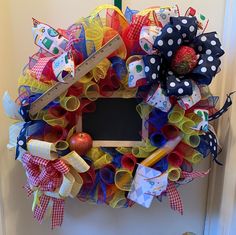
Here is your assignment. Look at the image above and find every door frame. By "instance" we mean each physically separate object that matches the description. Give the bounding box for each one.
[204,0,236,234]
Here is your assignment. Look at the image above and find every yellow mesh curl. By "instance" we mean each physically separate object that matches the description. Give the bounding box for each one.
[168,165,181,181]
[109,190,127,208]
[182,134,200,148]
[60,95,80,112]
[18,73,53,93]
[168,104,185,123]
[114,169,133,191]
[92,58,111,82]
[93,153,112,169]
[83,81,100,101]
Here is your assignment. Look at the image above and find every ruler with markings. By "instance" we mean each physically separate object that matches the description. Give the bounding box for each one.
[29,34,124,116]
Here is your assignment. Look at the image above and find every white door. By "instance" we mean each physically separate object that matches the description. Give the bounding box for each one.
[0,0,227,235]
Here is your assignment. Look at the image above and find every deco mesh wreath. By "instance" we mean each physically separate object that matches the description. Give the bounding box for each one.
[3,4,234,228]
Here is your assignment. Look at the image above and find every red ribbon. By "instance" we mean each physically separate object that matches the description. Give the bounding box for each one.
[33,194,65,229]
[166,181,184,215]
[22,153,69,191]
[166,169,209,215]
[22,153,69,228]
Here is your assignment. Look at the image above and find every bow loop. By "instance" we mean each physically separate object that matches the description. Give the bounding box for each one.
[191,54,221,85]
[142,54,162,83]
[154,24,182,61]
[22,153,63,192]
[193,32,225,57]
[53,159,70,174]
[166,75,193,97]
[170,16,198,42]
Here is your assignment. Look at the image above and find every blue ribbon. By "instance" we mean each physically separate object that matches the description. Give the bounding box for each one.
[152,157,168,172]
[109,57,128,79]
[150,131,167,148]
[124,6,139,23]
[209,92,234,121]
[148,108,168,131]
[140,16,224,97]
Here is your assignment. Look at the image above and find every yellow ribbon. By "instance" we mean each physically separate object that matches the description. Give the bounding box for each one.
[136,102,153,119]
[92,58,111,82]
[167,165,181,181]
[79,71,94,84]
[132,140,157,158]
[184,150,203,164]
[32,189,41,211]
[109,190,127,208]
[93,153,112,169]
[174,116,195,135]
[115,169,133,191]
[43,113,68,127]
[60,95,80,112]
[116,147,132,154]
[168,104,185,123]
[83,81,100,101]
[66,125,76,142]
[182,134,200,148]
[89,4,127,23]
[18,73,53,93]
[87,147,105,162]
[55,140,69,152]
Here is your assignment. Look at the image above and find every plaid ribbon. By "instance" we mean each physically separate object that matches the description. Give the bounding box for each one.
[166,181,183,215]
[22,153,69,228]
[166,170,209,215]
[33,194,65,229]
[127,14,149,40]
[31,56,52,80]
[22,153,69,192]
[182,169,209,180]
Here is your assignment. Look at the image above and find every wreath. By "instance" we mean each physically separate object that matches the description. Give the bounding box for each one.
[3,4,233,228]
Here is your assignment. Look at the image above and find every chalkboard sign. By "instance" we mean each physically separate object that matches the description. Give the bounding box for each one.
[78,98,146,147]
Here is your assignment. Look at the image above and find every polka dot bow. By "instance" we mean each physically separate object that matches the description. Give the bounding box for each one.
[142,16,224,97]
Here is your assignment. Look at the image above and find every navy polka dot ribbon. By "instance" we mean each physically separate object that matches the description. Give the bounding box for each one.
[16,121,32,159]
[191,54,221,85]
[166,75,193,96]
[200,130,222,165]
[152,16,224,86]
[209,92,235,121]
[142,54,162,84]
[16,98,45,159]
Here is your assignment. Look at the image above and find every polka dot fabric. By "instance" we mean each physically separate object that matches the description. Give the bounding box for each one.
[170,17,198,42]
[202,130,219,162]
[208,92,234,121]
[193,32,225,57]
[191,54,221,85]
[166,75,193,96]
[154,24,182,62]
[143,55,162,83]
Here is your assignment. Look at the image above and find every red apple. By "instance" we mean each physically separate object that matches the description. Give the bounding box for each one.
[69,132,93,156]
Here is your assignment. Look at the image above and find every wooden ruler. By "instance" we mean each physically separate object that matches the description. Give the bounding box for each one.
[29,34,124,116]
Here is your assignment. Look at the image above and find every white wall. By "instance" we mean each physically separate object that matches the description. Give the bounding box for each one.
[0,1,227,235]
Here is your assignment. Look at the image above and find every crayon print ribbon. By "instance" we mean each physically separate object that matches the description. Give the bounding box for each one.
[31,18,77,82]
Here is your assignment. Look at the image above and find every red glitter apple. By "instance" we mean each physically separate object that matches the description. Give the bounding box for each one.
[69,132,93,156]
[171,45,198,75]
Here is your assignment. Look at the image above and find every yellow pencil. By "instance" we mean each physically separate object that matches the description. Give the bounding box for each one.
[141,136,182,167]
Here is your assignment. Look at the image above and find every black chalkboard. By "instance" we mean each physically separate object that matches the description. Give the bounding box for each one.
[82,98,142,141]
